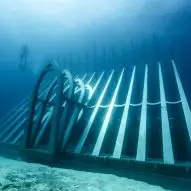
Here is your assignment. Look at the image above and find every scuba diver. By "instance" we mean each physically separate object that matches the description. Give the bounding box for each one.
[19,44,29,71]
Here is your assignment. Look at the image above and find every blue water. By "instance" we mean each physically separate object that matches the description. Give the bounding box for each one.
[0,0,191,119]
[1,2,191,190]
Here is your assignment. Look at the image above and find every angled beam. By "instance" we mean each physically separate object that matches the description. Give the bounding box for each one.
[172,60,191,143]
[0,98,27,126]
[81,73,87,82]
[113,66,136,158]
[136,65,148,161]
[33,109,53,147]
[1,78,56,142]
[0,104,27,130]
[159,63,174,164]
[0,72,83,131]
[11,109,52,145]
[1,73,83,144]
[92,69,124,156]
[0,82,50,140]
[92,72,105,94]
[87,73,96,85]
[3,112,39,143]
[75,71,114,153]
[53,74,87,106]
[37,75,86,148]
[11,74,85,144]
[62,74,95,148]
[77,72,105,121]
[0,81,49,129]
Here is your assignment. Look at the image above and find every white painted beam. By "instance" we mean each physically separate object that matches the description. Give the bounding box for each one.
[136,65,148,161]
[172,60,191,143]
[62,73,96,148]
[92,69,124,156]
[77,72,104,121]
[75,71,114,153]
[113,66,136,158]
[158,63,174,164]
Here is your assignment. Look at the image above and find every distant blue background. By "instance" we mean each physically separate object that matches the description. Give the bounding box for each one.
[0,0,191,118]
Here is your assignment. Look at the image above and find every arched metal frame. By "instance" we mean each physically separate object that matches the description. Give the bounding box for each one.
[23,62,64,154]
[50,69,75,154]
[1,60,191,179]
[62,78,86,149]
[23,62,89,156]
[30,78,57,147]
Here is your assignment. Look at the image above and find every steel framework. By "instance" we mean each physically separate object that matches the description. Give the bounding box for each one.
[0,60,191,178]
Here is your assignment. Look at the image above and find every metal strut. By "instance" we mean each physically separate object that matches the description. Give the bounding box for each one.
[23,62,89,156]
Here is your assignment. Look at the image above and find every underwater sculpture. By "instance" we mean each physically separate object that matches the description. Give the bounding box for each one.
[0,60,191,179]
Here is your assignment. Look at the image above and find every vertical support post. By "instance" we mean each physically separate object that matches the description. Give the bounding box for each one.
[92,69,124,156]
[172,60,191,142]
[113,66,136,158]
[75,71,114,153]
[159,63,174,164]
[136,65,148,161]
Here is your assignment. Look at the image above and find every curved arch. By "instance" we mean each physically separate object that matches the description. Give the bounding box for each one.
[74,78,86,104]
[49,69,74,154]
[62,78,87,149]
[85,84,93,101]
[24,61,63,149]
[62,69,74,99]
[30,79,57,147]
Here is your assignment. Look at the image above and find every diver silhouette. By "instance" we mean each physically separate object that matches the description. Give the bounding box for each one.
[19,45,29,71]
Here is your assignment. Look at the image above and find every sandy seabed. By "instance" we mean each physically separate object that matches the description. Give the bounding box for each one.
[0,156,170,191]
